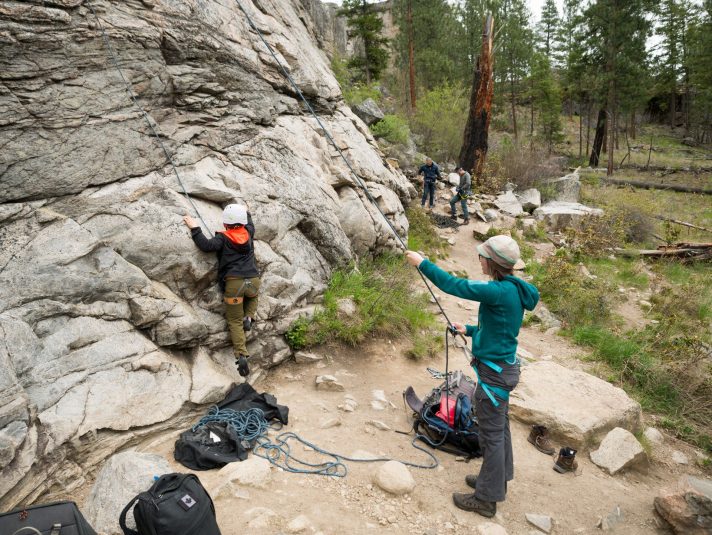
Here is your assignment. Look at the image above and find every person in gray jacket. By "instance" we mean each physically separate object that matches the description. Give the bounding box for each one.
[449,166,471,224]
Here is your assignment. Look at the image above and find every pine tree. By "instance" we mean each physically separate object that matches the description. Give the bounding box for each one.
[530,52,564,154]
[582,0,652,174]
[538,0,559,59]
[338,0,390,85]
[686,0,712,141]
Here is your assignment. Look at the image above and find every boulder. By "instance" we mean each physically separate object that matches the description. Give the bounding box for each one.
[483,208,500,222]
[598,504,624,531]
[643,427,664,445]
[476,522,508,535]
[216,456,272,488]
[510,361,641,448]
[353,98,384,126]
[85,451,172,535]
[654,476,712,534]
[516,188,542,213]
[0,0,416,506]
[589,427,648,475]
[336,298,357,318]
[472,221,492,241]
[546,169,581,202]
[672,451,689,465]
[372,461,415,495]
[525,513,552,533]
[294,351,323,364]
[315,375,345,391]
[533,202,604,231]
[532,304,562,331]
[494,191,525,216]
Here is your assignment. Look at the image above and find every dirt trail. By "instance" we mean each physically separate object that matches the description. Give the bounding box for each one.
[115,211,705,534]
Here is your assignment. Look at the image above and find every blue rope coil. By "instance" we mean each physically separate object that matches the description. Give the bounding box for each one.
[191,407,438,477]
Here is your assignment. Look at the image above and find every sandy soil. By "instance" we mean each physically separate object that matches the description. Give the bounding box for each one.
[105,209,712,535]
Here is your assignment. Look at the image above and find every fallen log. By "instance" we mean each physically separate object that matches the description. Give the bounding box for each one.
[614,242,712,261]
[654,216,712,234]
[600,177,712,195]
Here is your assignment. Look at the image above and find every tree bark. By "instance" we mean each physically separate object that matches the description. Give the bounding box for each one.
[459,14,495,183]
[586,101,592,157]
[510,76,518,140]
[630,109,636,139]
[578,100,583,160]
[407,0,416,111]
[589,108,606,167]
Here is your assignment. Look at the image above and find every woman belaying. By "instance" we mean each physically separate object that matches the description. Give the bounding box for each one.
[184,204,261,377]
[405,235,539,518]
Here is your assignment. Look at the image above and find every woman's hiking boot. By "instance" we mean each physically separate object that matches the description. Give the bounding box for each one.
[243,316,253,331]
[528,425,555,455]
[236,355,250,377]
[452,492,496,518]
[465,475,477,489]
[553,447,578,473]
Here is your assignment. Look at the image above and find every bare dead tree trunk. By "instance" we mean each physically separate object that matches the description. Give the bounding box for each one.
[630,109,636,139]
[407,0,416,111]
[589,108,606,167]
[586,101,592,157]
[459,14,495,183]
[510,76,518,141]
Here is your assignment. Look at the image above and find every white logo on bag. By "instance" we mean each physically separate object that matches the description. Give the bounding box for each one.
[181,494,196,508]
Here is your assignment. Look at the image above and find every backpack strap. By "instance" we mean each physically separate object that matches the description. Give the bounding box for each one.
[119,495,141,535]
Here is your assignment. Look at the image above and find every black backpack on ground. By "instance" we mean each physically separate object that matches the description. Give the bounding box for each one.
[0,500,97,535]
[174,421,248,471]
[119,473,221,535]
[404,370,482,458]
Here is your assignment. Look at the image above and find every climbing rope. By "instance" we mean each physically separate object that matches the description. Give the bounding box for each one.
[87,2,212,236]
[192,406,439,477]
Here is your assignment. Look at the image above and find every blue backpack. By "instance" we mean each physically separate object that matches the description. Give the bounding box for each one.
[404,371,481,458]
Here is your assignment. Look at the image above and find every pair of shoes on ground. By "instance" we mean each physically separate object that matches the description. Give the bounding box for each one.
[528,425,578,473]
[450,214,470,224]
[452,476,497,518]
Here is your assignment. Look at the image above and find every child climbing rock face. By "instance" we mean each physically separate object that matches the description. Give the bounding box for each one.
[405,235,539,519]
[184,204,261,377]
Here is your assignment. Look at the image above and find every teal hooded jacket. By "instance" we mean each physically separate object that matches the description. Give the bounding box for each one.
[419,259,540,361]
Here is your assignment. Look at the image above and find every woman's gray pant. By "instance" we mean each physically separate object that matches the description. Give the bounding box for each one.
[473,384,514,503]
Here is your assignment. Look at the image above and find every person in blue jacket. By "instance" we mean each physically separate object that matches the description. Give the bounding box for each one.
[418,157,441,209]
[405,235,539,518]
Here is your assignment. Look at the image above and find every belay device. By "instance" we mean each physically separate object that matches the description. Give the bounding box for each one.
[404,370,481,458]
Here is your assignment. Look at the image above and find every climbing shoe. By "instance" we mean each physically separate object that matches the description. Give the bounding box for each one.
[528,425,555,455]
[243,316,253,332]
[236,355,250,377]
[452,493,496,518]
[553,447,578,474]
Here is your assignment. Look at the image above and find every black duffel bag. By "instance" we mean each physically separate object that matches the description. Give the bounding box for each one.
[0,500,97,535]
[119,473,220,535]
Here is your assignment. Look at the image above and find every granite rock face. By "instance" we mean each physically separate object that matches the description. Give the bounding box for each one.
[0,0,415,508]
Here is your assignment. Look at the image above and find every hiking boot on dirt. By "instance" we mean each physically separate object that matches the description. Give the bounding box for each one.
[452,492,496,518]
[553,447,578,473]
[450,214,457,220]
[528,425,555,455]
[461,218,470,225]
[465,475,478,489]
[243,316,253,332]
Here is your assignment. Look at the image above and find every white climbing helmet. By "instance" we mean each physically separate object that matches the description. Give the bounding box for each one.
[222,204,248,225]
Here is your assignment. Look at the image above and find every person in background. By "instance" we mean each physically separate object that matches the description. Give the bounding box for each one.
[449,166,471,225]
[405,235,539,518]
[184,204,260,377]
[418,157,441,210]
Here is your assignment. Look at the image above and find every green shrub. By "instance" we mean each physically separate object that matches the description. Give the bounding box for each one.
[406,206,449,259]
[410,83,468,163]
[284,254,440,358]
[371,114,410,145]
[528,255,614,327]
[331,56,381,106]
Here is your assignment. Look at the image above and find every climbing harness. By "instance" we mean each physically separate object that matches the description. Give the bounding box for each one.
[191,405,438,477]
[86,3,212,237]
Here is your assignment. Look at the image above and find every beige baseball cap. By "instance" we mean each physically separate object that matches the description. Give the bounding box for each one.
[477,235,526,270]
